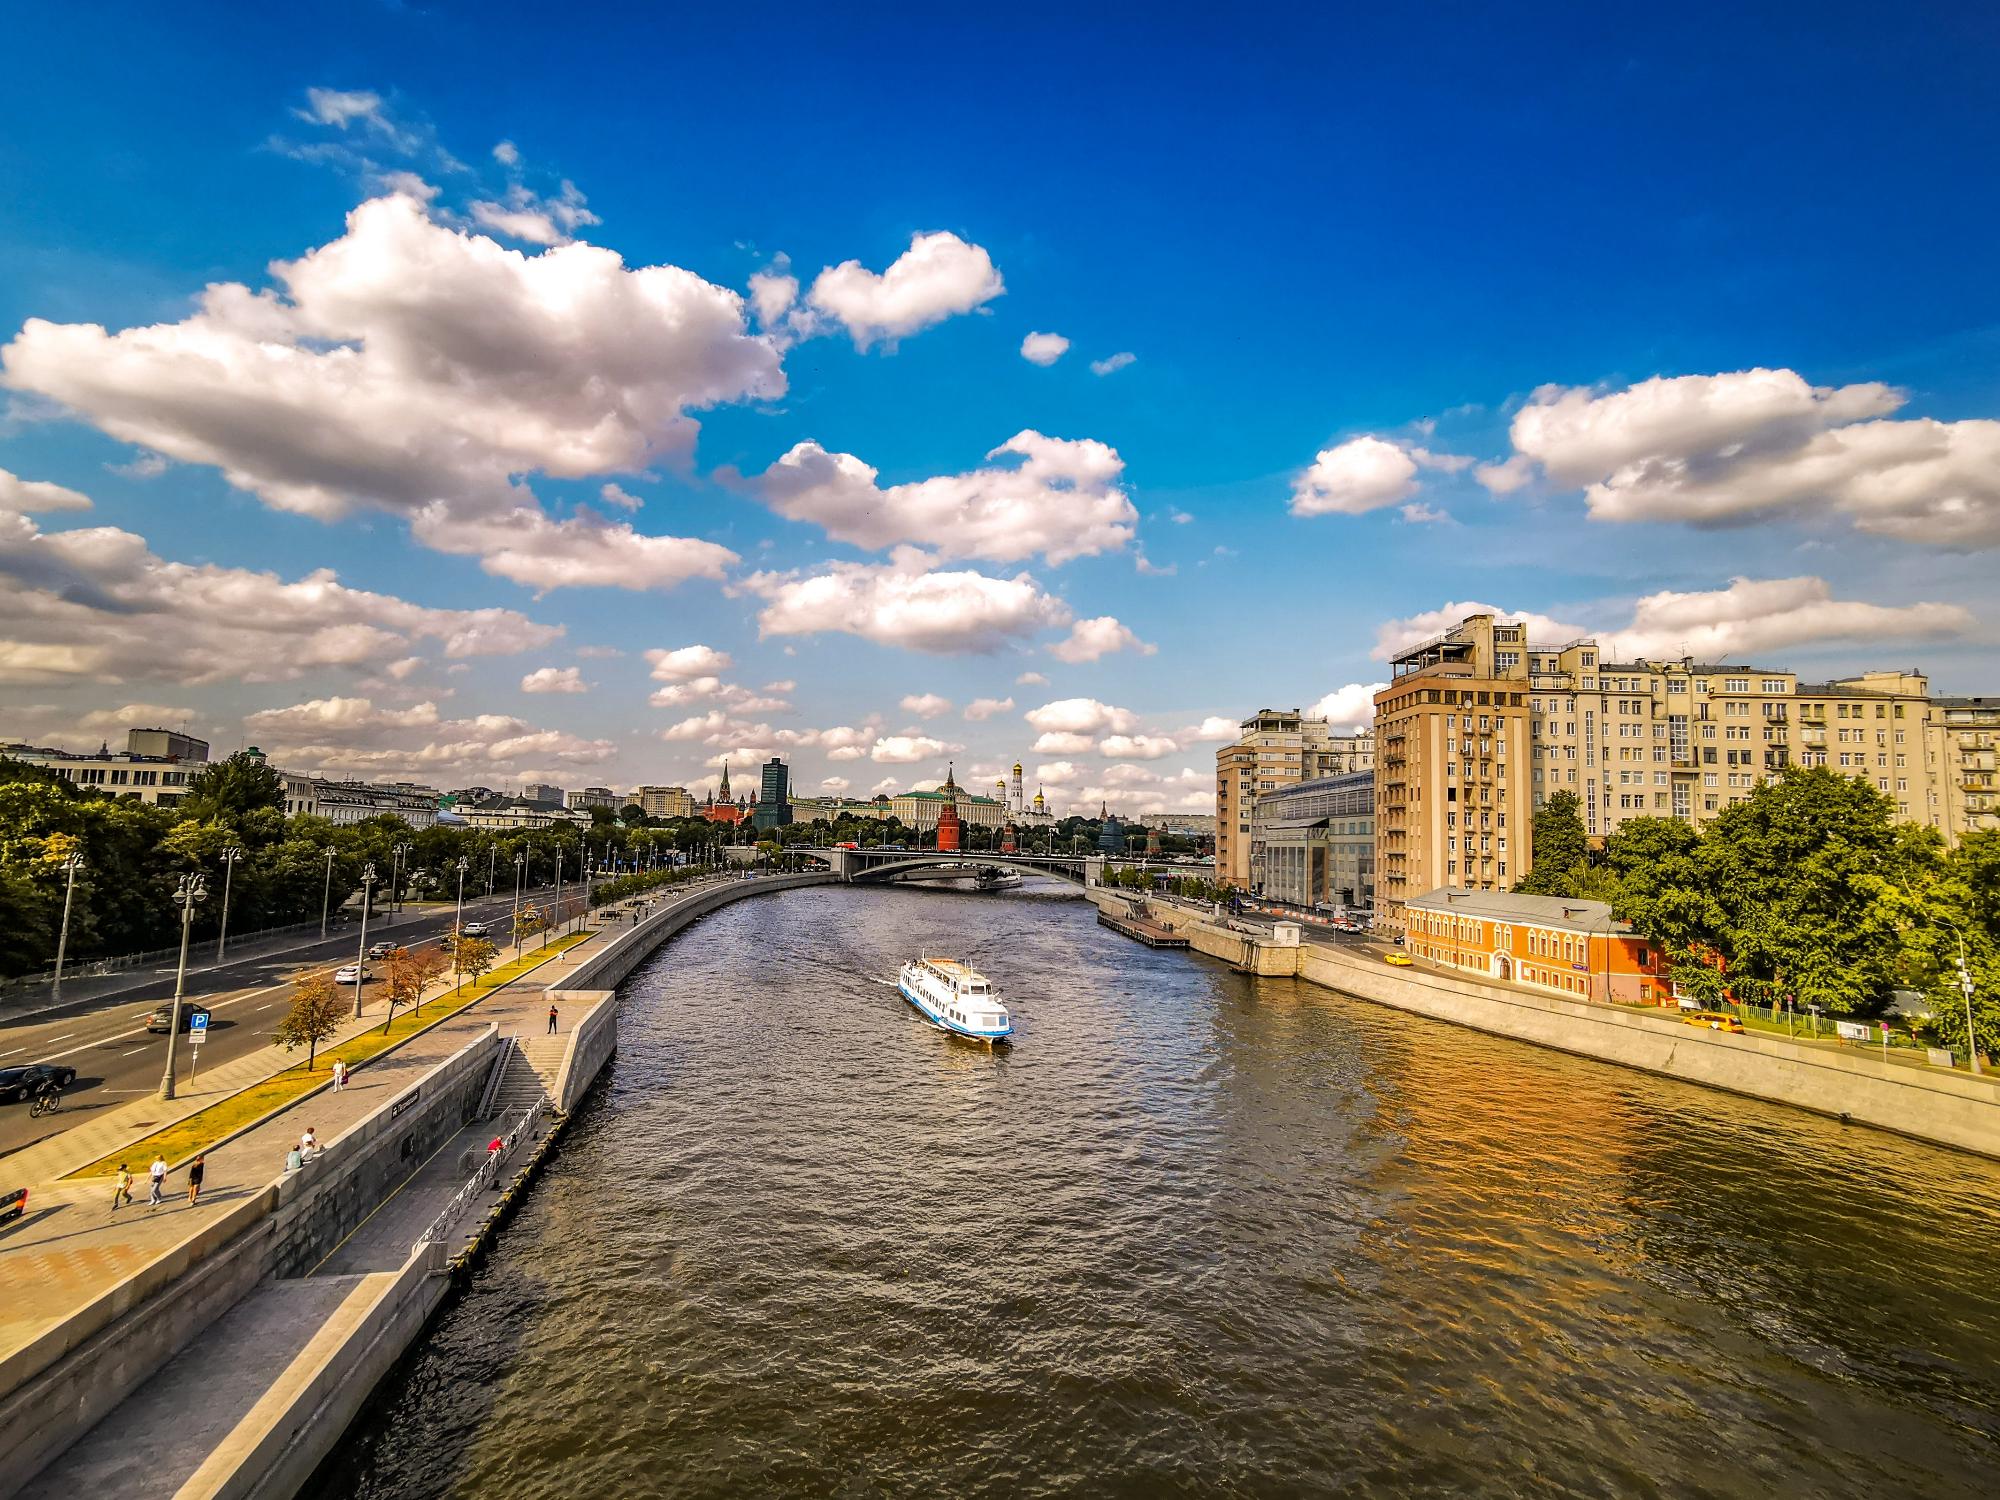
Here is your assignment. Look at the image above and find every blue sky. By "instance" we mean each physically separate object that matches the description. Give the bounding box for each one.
[2,3,1995,812]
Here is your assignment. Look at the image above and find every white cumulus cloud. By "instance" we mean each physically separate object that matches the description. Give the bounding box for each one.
[1026,698,1139,735]
[646,644,734,682]
[741,553,1072,655]
[964,696,1014,721]
[900,693,953,718]
[805,231,1003,350]
[1488,368,2000,545]
[1048,615,1154,663]
[1098,734,1179,760]
[1090,352,1136,376]
[755,430,1135,565]
[1020,331,1070,366]
[1310,683,1386,730]
[0,191,783,588]
[520,665,588,694]
[1290,435,1470,518]
[871,734,960,764]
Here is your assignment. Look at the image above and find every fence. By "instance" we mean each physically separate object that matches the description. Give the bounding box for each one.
[0,915,340,1000]
[416,1096,546,1249]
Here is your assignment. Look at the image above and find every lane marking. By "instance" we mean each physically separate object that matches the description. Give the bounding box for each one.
[0,1047,23,1059]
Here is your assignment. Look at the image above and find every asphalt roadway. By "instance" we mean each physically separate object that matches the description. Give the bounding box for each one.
[0,886,564,1161]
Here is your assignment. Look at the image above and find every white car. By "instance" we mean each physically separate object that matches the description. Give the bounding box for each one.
[460,922,489,938]
[334,964,371,985]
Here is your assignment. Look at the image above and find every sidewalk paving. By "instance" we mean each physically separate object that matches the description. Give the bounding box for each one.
[0,917,620,1369]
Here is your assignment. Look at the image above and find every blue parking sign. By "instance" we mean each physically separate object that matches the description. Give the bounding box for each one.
[189,1011,209,1045]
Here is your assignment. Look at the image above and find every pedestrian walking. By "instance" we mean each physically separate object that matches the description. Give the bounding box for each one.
[547,1003,559,1034]
[147,1156,167,1208]
[112,1164,133,1211]
[187,1154,206,1206]
[332,1058,347,1091]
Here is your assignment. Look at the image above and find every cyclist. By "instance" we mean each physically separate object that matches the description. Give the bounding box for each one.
[28,1079,62,1117]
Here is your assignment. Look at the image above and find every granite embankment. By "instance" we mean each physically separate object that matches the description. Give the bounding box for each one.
[0,872,838,1500]
[1091,889,2000,1161]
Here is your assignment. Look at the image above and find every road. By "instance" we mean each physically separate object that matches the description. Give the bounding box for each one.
[0,886,572,1161]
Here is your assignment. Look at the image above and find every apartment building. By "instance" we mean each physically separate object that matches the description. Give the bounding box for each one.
[1933,697,1998,838]
[1374,622,1533,925]
[1389,614,1986,860]
[4,726,211,808]
[630,784,697,819]
[1214,709,1374,887]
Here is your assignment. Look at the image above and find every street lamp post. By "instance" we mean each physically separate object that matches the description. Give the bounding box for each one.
[215,845,245,962]
[488,843,497,897]
[513,850,527,956]
[549,845,565,952]
[158,873,208,1099]
[1956,932,1983,1076]
[453,855,469,936]
[351,862,377,1018]
[320,847,337,938]
[391,841,412,919]
[51,853,84,1004]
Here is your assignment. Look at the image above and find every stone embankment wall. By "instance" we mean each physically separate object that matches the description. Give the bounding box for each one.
[1093,891,2000,1161]
[0,1027,501,1498]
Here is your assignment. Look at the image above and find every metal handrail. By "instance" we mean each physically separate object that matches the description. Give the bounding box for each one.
[416,1094,546,1248]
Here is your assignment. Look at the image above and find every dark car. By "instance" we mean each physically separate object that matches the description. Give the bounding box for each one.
[0,1062,78,1103]
[142,1005,211,1034]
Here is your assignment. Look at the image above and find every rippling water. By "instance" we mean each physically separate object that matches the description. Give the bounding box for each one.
[315,884,2000,1498]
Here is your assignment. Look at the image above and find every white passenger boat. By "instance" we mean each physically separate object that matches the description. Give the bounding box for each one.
[898,956,1013,1044]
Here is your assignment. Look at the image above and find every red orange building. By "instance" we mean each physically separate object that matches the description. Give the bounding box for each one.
[936,801,962,852]
[1402,888,1666,1005]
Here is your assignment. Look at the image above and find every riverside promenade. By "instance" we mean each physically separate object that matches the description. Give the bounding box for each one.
[0,870,830,1500]
[0,920,608,1376]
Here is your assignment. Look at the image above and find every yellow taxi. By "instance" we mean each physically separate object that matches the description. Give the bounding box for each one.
[1383,953,1414,967]
[1682,1010,1744,1033]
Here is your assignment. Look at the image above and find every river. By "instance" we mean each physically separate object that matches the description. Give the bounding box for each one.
[313,882,2000,1498]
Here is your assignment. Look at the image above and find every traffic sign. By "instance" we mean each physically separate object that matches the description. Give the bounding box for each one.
[189,1011,209,1046]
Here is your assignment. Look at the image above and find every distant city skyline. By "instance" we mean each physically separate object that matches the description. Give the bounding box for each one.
[2,6,1994,817]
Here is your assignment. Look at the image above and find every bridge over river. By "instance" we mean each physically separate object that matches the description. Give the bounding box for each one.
[787,846,1193,887]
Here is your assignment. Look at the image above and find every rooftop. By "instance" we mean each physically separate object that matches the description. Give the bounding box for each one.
[1404,886,1632,936]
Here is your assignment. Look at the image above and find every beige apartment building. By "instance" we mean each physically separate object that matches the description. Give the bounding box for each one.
[1373,623,1533,924]
[1389,613,1990,861]
[1215,709,1374,887]
[630,784,697,819]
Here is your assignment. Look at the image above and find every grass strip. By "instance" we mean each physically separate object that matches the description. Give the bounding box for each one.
[64,931,593,1179]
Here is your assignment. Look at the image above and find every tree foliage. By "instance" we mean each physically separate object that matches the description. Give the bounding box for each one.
[275,970,345,1070]
[1518,791,1587,895]
[1590,770,1997,1039]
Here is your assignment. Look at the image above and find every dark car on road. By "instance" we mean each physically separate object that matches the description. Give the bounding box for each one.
[0,1062,78,1103]
[142,1004,211,1033]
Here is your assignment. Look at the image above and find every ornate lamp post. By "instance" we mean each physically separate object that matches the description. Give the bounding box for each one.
[51,852,85,1004]
[488,843,498,897]
[549,843,565,952]
[351,862,377,1018]
[453,855,470,936]
[391,841,413,917]
[319,846,337,938]
[215,845,245,962]
[513,849,527,956]
[159,872,209,1099]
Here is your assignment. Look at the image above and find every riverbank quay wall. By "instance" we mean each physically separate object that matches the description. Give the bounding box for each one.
[156,873,841,1500]
[1091,891,2000,1162]
[0,1025,501,1498]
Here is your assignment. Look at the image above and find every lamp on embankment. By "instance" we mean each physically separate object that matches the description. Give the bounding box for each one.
[158,872,208,1100]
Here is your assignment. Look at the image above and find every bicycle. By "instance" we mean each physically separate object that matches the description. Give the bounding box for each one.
[27,1084,63,1118]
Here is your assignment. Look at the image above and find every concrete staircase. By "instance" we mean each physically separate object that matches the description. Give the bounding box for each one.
[480,1034,567,1121]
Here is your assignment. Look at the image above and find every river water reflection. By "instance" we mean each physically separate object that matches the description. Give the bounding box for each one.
[315,884,2000,1498]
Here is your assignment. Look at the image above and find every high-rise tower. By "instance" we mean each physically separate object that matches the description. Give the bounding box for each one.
[1011,761,1025,811]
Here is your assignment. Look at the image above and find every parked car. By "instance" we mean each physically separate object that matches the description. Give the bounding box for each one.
[1383,953,1414,967]
[1683,1010,1745,1034]
[142,1005,210,1034]
[334,964,372,985]
[460,921,489,938]
[0,1063,78,1103]
[367,941,397,960]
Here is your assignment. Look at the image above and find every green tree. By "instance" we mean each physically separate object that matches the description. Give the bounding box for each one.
[1518,791,1587,895]
[179,751,284,822]
[275,970,345,1070]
